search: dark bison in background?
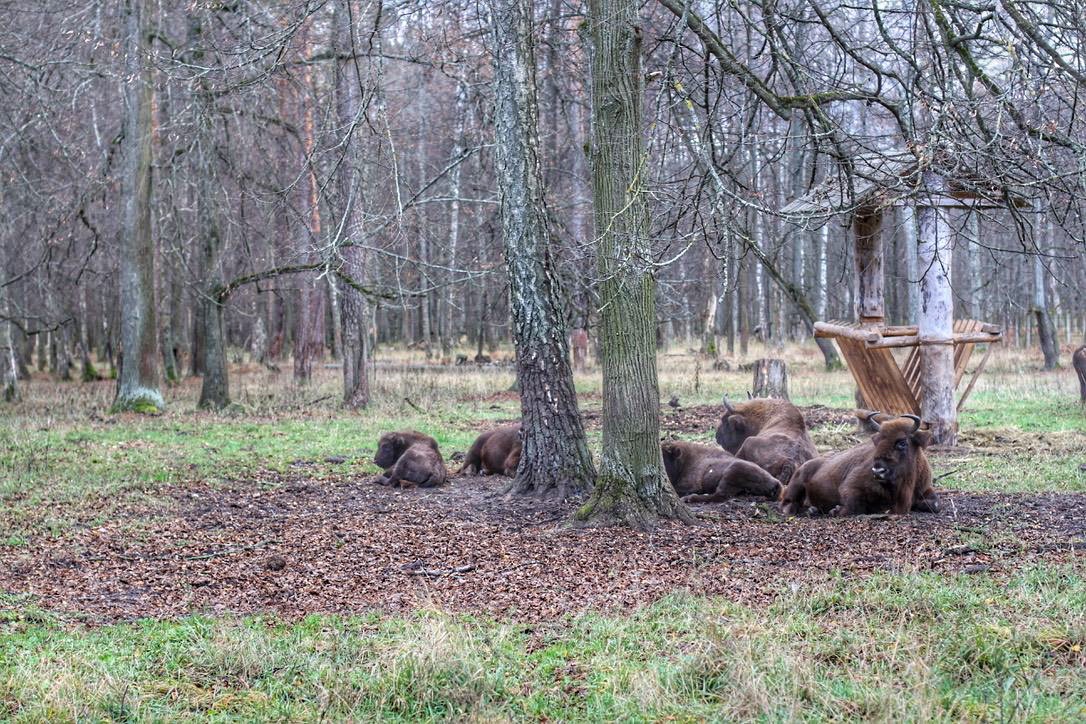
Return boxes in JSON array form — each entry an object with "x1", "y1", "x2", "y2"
[
  {"x1": 661, "y1": 440, "x2": 781, "y2": 503},
  {"x1": 715, "y1": 396, "x2": 817, "y2": 483},
  {"x1": 373, "y1": 431, "x2": 448, "y2": 488},
  {"x1": 1074, "y1": 345, "x2": 1086, "y2": 404},
  {"x1": 459, "y1": 423, "x2": 522, "y2": 476},
  {"x1": 780, "y1": 413, "x2": 939, "y2": 516}
]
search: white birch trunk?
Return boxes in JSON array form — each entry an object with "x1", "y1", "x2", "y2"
[{"x1": 915, "y1": 181, "x2": 956, "y2": 445}]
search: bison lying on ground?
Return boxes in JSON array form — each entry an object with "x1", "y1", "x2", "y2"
[
  {"x1": 661, "y1": 440, "x2": 781, "y2": 503},
  {"x1": 373, "y1": 430, "x2": 448, "y2": 488},
  {"x1": 715, "y1": 396, "x2": 817, "y2": 483},
  {"x1": 780, "y1": 413, "x2": 939, "y2": 516},
  {"x1": 459, "y1": 423, "x2": 522, "y2": 476}
]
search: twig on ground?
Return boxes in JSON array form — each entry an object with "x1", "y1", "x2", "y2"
[
  {"x1": 406, "y1": 564, "x2": 476, "y2": 577},
  {"x1": 403, "y1": 397, "x2": 424, "y2": 413}
]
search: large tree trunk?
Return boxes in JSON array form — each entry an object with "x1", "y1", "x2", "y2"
[
  {"x1": 576, "y1": 0, "x2": 691, "y2": 527},
  {"x1": 113, "y1": 0, "x2": 163, "y2": 414},
  {"x1": 335, "y1": 0, "x2": 372, "y2": 409},
  {"x1": 490, "y1": 0, "x2": 595, "y2": 498},
  {"x1": 916, "y1": 180, "x2": 956, "y2": 446}
]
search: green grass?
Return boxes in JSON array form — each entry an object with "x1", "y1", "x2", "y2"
[
  {"x1": 2, "y1": 566, "x2": 1084, "y2": 721},
  {"x1": 2, "y1": 348, "x2": 1084, "y2": 720}
]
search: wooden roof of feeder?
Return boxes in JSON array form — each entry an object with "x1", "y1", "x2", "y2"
[{"x1": 781, "y1": 151, "x2": 1028, "y2": 219}]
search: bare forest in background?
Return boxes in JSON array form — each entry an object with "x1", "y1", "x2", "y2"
[{"x1": 2, "y1": 0, "x2": 1085, "y2": 409}]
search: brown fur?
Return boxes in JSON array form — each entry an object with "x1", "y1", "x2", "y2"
[
  {"x1": 1074, "y1": 346, "x2": 1086, "y2": 404},
  {"x1": 661, "y1": 440, "x2": 782, "y2": 503},
  {"x1": 715, "y1": 397, "x2": 817, "y2": 483},
  {"x1": 373, "y1": 430, "x2": 447, "y2": 488},
  {"x1": 459, "y1": 423, "x2": 522, "y2": 476},
  {"x1": 780, "y1": 415, "x2": 939, "y2": 516}
]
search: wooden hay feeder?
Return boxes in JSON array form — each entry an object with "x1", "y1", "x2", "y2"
[
  {"x1": 782, "y1": 152, "x2": 1022, "y2": 434},
  {"x1": 813, "y1": 319, "x2": 1001, "y2": 416}
]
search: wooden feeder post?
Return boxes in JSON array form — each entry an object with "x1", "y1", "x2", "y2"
[
  {"x1": 916, "y1": 172, "x2": 957, "y2": 445},
  {"x1": 853, "y1": 206, "x2": 885, "y2": 327}
]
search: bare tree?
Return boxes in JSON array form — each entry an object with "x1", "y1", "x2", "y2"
[
  {"x1": 490, "y1": 0, "x2": 596, "y2": 498},
  {"x1": 113, "y1": 0, "x2": 163, "y2": 413}
]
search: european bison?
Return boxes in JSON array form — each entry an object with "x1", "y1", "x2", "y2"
[
  {"x1": 1074, "y1": 345, "x2": 1086, "y2": 404},
  {"x1": 661, "y1": 440, "x2": 782, "y2": 503},
  {"x1": 780, "y1": 413, "x2": 939, "y2": 516},
  {"x1": 459, "y1": 423, "x2": 522, "y2": 476},
  {"x1": 373, "y1": 430, "x2": 448, "y2": 488},
  {"x1": 715, "y1": 396, "x2": 817, "y2": 483}
]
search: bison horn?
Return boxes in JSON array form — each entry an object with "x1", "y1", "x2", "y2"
[
  {"x1": 901, "y1": 414, "x2": 922, "y2": 432},
  {"x1": 722, "y1": 395, "x2": 736, "y2": 413},
  {"x1": 864, "y1": 410, "x2": 883, "y2": 430}
]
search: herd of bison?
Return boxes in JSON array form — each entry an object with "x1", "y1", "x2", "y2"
[{"x1": 374, "y1": 396, "x2": 939, "y2": 517}]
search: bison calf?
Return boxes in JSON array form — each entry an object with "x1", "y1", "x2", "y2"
[
  {"x1": 661, "y1": 440, "x2": 781, "y2": 503},
  {"x1": 781, "y1": 413, "x2": 939, "y2": 516},
  {"x1": 373, "y1": 430, "x2": 448, "y2": 488},
  {"x1": 459, "y1": 423, "x2": 522, "y2": 476},
  {"x1": 716, "y1": 396, "x2": 817, "y2": 483}
]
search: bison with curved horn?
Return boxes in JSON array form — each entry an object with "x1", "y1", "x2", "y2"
[
  {"x1": 780, "y1": 412, "x2": 940, "y2": 516},
  {"x1": 715, "y1": 394, "x2": 817, "y2": 483}
]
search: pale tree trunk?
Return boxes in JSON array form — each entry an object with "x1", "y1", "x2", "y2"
[
  {"x1": 443, "y1": 79, "x2": 468, "y2": 353},
  {"x1": 576, "y1": 0, "x2": 692, "y2": 527},
  {"x1": 1, "y1": 283, "x2": 18, "y2": 402},
  {"x1": 916, "y1": 180, "x2": 956, "y2": 446},
  {"x1": 335, "y1": 0, "x2": 371, "y2": 408},
  {"x1": 490, "y1": 0, "x2": 595, "y2": 497},
  {"x1": 113, "y1": 0, "x2": 163, "y2": 413},
  {"x1": 814, "y1": 223, "x2": 841, "y2": 368},
  {"x1": 900, "y1": 184, "x2": 920, "y2": 321},
  {"x1": 1034, "y1": 212, "x2": 1059, "y2": 369}
]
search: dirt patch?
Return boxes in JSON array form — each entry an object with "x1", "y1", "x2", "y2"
[{"x1": 2, "y1": 474, "x2": 1082, "y2": 624}]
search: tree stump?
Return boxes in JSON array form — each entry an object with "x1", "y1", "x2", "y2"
[{"x1": 752, "y1": 358, "x2": 789, "y2": 400}]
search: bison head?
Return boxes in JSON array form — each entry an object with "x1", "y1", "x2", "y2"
[
  {"x1": 869, "y1": 415, "x2": 931, "y2": 487},
  {"x1": 715, "y1": 395, "x2": 751, "y2": 453},
  {"x1": 660, "y1": 441, "x2": 684, "y2": 484},
  {"x1": 374, "y1": 433, "x2": 406, "y2": 468}
]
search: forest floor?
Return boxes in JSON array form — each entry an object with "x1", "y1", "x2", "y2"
[{"x1": 2, "y1": 346, "x2": 1085, "y2": 720}]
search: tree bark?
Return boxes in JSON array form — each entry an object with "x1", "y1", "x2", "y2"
[
  {"x1": 752, "y1": 359, "x2": 789, "y2": 399},
  {"x1": 854, "y1": 208, "x2": 884, "y2": 325},
  {"x1": 490, "y1": 0, "x2": 595, "y2": 498},
  {"x1": 916, "y1": 180, "x2": 956, "y2": 446},
  {"x1": 113, "y1": 0, "x2": 163, "y2": 413},
  {"x1": 336, "y1": 0, "x2": 372, "y2": 409},
  {"x1": 1034, "y1": 213, "x2": 1059, "y2": 369},
  {"x1": 576, "y1": 0, "x2": 692, "y2": 527}
]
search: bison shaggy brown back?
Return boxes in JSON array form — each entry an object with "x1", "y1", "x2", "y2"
[
  {"x1": 373, "y1": 430, "x2": 447, "y2": 488},
  {"x1": 459, "y1": 423, "x2": 522, "y2": 476},
  {"x1": 661, "y1": 440, "x2": 781, "y2": 503},
  {"x1": 780, "y1": 413, "x2": 939, "y2": 516},
  {"x1": 715, "y1": 396, "x2": 817, "y2": 483}
]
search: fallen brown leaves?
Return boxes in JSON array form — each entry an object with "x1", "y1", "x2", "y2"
[{"x1": 1, "y1": 472, "x2": 1082, "y2": 624}]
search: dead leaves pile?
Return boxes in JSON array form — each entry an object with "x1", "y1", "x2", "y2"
[{"x1": 1, "y1": 472, "x2": 1083, "y2": 624}]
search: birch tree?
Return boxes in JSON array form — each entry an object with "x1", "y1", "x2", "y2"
[{"x1": 490, "y1": 0, "x2": 595, "y2": 498}]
